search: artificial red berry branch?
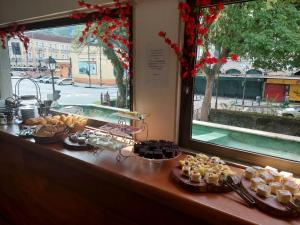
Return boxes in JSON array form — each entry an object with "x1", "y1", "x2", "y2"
[
  {"x1": 0, "y1": 24, "x2": 29, "y2": 52},
  {"x1": 71, "y1": 0, "x2": 132, "y2": 75},
  {"x1": 159, "y1": 0, "x2": 238, "y2": 79}
]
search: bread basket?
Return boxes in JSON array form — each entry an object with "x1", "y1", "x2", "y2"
[{"x1": 33, "y1": 125, "x2": 68, "y2": 144}]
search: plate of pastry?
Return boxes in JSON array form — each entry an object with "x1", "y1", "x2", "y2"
[
  {"x1": 241, "y1": 165, "x2": 300, "y2": 217},
  {"x1": 25, "y1": 114, "x2": 88, "y2": 133},
  {"x1": 63, "y1": 130, "x2": 96, "y2": 150},
  {"x1": 171, "y1": 153, "x2": 239, "y2": 193},
  {"x1": 33, "y1": 124, "x2": 67, "y2": 144},
  {"x1": 133, "y1": 140, "x2": 181, "y2": 163}
]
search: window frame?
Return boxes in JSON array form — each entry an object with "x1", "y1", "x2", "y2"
[
  {"x1": 9, "y1": 7, "x2": 134, "y2": 112},
  {"x1": 178, "y1": 0, "x2": 300, "y2": 175}
]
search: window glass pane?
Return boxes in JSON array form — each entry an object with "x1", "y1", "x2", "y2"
[
  {"x1": 191, "y1": 1, "x2": 300, "y2": 162},
  {"x1": 9, "y1": 23, "x2": 131, "y2": 123}
]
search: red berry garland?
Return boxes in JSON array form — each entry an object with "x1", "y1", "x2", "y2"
[
  {"x1": 71, "y1": 0, "x2": 132, "y2": 75},
  {"x1": 159, "y1": 0, "x2": 238, "y2": 78},
  {"x1": 0, "y1": 24, "x2": 29, "y2": 52}
]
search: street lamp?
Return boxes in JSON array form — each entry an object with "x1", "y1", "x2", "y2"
[{"x1": 48, "y1": 56, "x2": 57, "y2": 100}]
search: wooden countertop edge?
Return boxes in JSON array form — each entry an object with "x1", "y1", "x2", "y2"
[{"x1": 0, "y1": 128, "x2": 295, "y2": 225}]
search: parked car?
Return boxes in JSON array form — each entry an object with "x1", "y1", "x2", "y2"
[
  {"x1": 279, "y1": 107, "x2": 300, "y2": 118},
  {"x1": 57, "y1": 78, "x2": 74, "y2": 85},
  {"x1": 10, "y1": 71, "x2": 26, "y2": 77},
  {"x1": 44, "y1": 77, "x2": 60, "y2": 84},
  {"x1": 34, "y1": 76, "x2": 45, "y2": 82},
  {"x1": 38, "y1": 76, "x2": 51, "y2": 83}
]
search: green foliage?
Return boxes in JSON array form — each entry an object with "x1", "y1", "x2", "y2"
[
  {"x1": 73, "y1": 20, "x2": 129, "y2": 108},
  {"x1": 209, "y1": 0, "x2": 300, "y2": 71}
]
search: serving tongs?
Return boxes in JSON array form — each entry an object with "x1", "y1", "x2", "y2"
[
  {"x1": 221, "y1": 175, "x2": 256, "y2": 207},
  {"x1": 288, "y1": 199, "x2": 300, "y2": 214}
]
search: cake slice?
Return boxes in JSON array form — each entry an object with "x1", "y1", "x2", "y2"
[
  {"x1": 250, "y1": 177, "x2": 265, "y2": 191},
  {"x1": 244, "y1": 167, "x2": 256, "y2": 180},
  {"x1": 256, "y1": 184, "x2": 271, "y2": 197},
  {"x1": 190, "y1": 171, "x2": 201, "y2": 183},
  {"x1": 182, "y1": 166, "x2": 191, "y2": 178},
  {"x1": 279, "y1": 171, "x2": 293, "y2": 182},
  {"x1": 205, "y1": 173, "x2": 219, "y2": 185},
  {"x1": 284, "y1": 180, "x2": 299, "y2": 194},
  {"x1": 252, "y1": 166, "x2": 265, "y2": 175},
  {"x1": 277, "y1": 190, "x2": 292, "y2": 204},
  {"x1": 294, "y1": 192, "x2": 300, "y2": 201},
  {"x1": 269, "y1": 182, "x2": 282, "y2": 195},
  {"x1": 269, "y1": 170, "x2": 283, "y2": 183},
  {"x1": 265, "y1": 166, "x2": 278, "y2": 173},
  {"x1": 259, "y1": 172, "x2": 274, "y2": 184}
]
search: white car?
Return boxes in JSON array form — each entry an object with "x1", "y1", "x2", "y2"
[
  {"x1": 280, "y1": 107, "x2": 300, "y2": 117},
  {"x1": 44, "y1": 77, "x2": 60, "y2": 84},
  {"x1": 57, "y1": 78, "x2": 74, "y2": 85},
  {"x1": 38, "y1": 76, "x2": 51, "y2": 83}
]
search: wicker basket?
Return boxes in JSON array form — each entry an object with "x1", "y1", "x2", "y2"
[{"x1": 33, "y1": 131, "x2": 67, "y2": 144}]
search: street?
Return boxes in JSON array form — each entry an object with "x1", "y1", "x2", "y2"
[
  {"x1": 11, "y1": 77, "x2": 299, "y2": 113},
  {"x1": 193, "y1": 94, "x2": 300, "y2": 118},
  {"x1": 12, "y1": 78, "x2": 119, "y2": 105}
]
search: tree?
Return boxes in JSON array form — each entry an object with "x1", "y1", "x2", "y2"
[
  {"x1": 199, "y1": 0, "x2": 300, "y2": 121},
  {"x1": 74, "y1": 21, "x2": 130, "y2": 108}
]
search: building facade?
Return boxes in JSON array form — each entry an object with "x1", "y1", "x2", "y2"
[{"x1": 8, "y1": 32, "x2": 116, "y2": 85}]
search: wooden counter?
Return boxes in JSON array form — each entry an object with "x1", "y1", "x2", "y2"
[{"x1": 0, "y1": 124, "x2": 299, "y2": 225}]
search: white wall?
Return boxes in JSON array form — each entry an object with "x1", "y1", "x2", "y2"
[
  {"x1": 0, "y1": 38, "x2": 13, "y2": 99},
  {"x1": 134, "y1": 0, "x2": 181, "y2": 141},
  {"x1": 0, "y1": 0, "x2": 182, "y2": 141}
]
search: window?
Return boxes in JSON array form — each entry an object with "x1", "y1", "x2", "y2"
[
  {"x1": 179, "y1": 0, "x2": 300, "y2": 173},
  {"x1": 8, "y1": 11, "x2": 132, "y2": 123}
]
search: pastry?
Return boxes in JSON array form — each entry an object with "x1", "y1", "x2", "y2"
[
  {"x1": 279, "y1": 171, "x2": 293, "y2": 182},
  {"x1": 256, "y1": 184, "x2": 271, "y2": 197},
  {"x1": 269, "y1": 182, "x2": 282, "y2": 195},
  {"x1": 277, "y1": 190, "x2": 292, "y2": 204},
  {"x1": 195, "y1": 153, "x2": 209, "y2": 161},
  {"x1": 294, "y1": 192, "x2": 300, "y2": 201},
  {"x1": 209, "y1": 156, "x2": 222, "y2": 165},
  {"x1": 144, "y1": 150, "x2": 153, "y2": 159},
  {"x1": 186, "y1": 155, "x2": 195, "y2": 161},
  {"x1": 179, "y1": 154, "x2": 233, "y2": 185},
  {"x1": 284, "y1": 180, "x2": 299, "y2": 194},
  {"x1": 190, "y1": 171, "x2": 201, "y2": 183},
  {"x1": 25, "y1": 114, "x2": 87, "y2": 129},
  {"x1": 34, "y1": 125, "x2": 65, "y2": 137},
  {"x1": 265, "y1": 166, "x2": 278, "y2": 173},
  {"x1": 182, "y1": 166, "x2": 191, "y2": 177},
  {"x1": 269, "y1": 170, "x2": 283, "y2": 183},
  {"x1": 251, "y1": 177, "x2": 265, "y2": 191},
  {"x1": 77, "y1": 137, "x2": 86, "y2": 144},
  {"x1": 205, "y1": 172, "x2": 219, "y2": 185},
  {"x1": 153, "y1": 149, "x2": 164, "y2": 159},
  {"x1": 244, "y1": 167, "x2": 257, "y2": 180},
  {"x1": 69, "y1": 134, "x2": 78, "y2": 143},
  {"x1": 259, "y1": 172, "x2": 274, "y2": 184},
  {"x1": 178, "y1": 160, "x2": 186, "y2": 168},
  {"x1": 138, "y1": 148, "x2": 147, "y2": 157},
  {"x1": 134, "y1": 140, "x2": 180, "y2": 159},
  {"x1": 252, "y1": 166, "x2": 265, "y2": 175},
  {"x1": 198, "y1": 166, "x2": 207, "y2": 177}
]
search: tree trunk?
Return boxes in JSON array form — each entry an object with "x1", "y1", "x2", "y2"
[
  {"x1": 199, "y1": 48, "x2": 229, "y2": 121},
  {"x1": 113, "y1": 66, "x2": 126, "y2": 108},
  {"x1": 200, "y1": 75, "x2": 215, "y2": 121},
  {"x1": 103, "y1": 47, "x2": 127, "y2": 108}
]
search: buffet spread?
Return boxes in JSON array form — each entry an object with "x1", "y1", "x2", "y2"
[{"x1": 13, "y1": 111, "x2": 300, "y2": 219}]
